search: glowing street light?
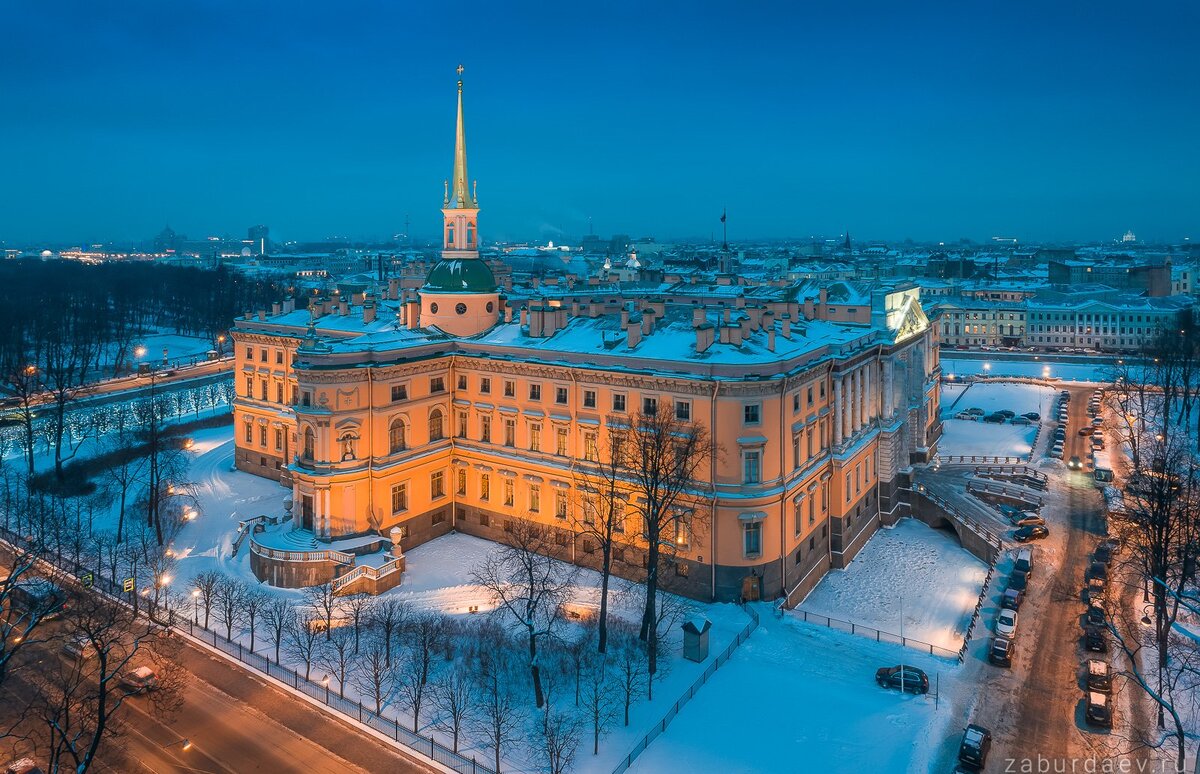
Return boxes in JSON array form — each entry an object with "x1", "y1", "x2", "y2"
[{"x1": 135, "y1": 346, "x2": 147, "y2": 359}]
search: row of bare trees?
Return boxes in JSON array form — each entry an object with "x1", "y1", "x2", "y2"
[{"x1": 1105, "y1": 322, "x2": 1200, "y2": 771}]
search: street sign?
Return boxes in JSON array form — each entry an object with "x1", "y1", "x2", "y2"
[
  {"x1": 81, "y1": 571, "x2": 93, "y2": 588},
  {"x1": 123, "y1": 577, "x2": 135, "y2": 593}
]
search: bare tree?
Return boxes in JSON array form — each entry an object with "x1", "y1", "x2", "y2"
[
  {"x1": 39, "y1": 305, "x2": 100, "y2": 480},
  {"x1": 581, "y1": 652, "x2": 618, "y2": 755},
  {"x1": 471, "y1": 521, "x2": 576, "y2": 708},
  {"x1": 534, "y1": 708, "x2": 582, "y2": 774},
  {"x1": 351, "y1": 636, "x2": 395, "y2": 715},
  {"x1": 0, "y1": 546, "x2": 58, "y2": 688},
  {"x1": 431, "y1": 667, "x2": 474, "y2": 754},
  {"x1": 97, "y1": 413, "x2": 146, "y2": 544},
  {"x1": 614, "y1": 634, "x2": 647, "y2": 727},
  {"x1": 367, "y1": 597, "x2": 409, "y2": 667},
  {"x1": 243, "y1": 589, "x2": 267, "y2": 653},
  {"x1": 304, "y1": 582, "x2": 341, "y2": 640},
  {"x1": 395, "y1": 611, "x2": 446, "y2": 731},
  {"x1": 472, "y1": 650, "x2": 521, "y2": 774},
  {"x1": 285, "y1": 612, "x2": 322, "y2": 681},
  {"x1": 341, "y1": 593, "x2": 374, "y2": 655},
  {"x1": 1, "y1": 362, "x2": 42, "y2": 476},
  {"x1": 188, "y1": 570, "x2": 220, "y2": 630},
  {"x1": 261, "y1": 596, "x2": 293, "y2": 664},
  {"x1": 212, "y1": 577, "x2": 247, "y2": 641},
  {"x1": 317, "y1": 627, "x2": 355, "y2": 699},
  {"x1": 611, "y1": 403, "x2": 710, "y2": 685}
]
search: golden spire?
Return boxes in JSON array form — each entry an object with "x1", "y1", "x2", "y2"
[{"x1": 449, "y1": 64, "x2": 476, "y2": 209}]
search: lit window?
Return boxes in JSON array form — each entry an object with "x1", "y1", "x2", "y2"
[
  {"x1": 556, "y1": 427, "x2": 568, "y2": 456},
  {"x1": 480, "y1": 474, "x2": 490, "y2": 501},
  {"x1": 529, "y1": 484, "x2": 541, "y2": 513}
]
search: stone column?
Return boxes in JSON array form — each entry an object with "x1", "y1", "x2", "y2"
[
  {"x1": 860, "y1": 365, "x2": 870, "y2": 428},
  {"x1": 323, "y1": 488, "x2": 332, "y2": 539},
  {"x1": 833, "y1": 376, "x2": 844, "y2": 447},
  {"x1": 848, "y1": 369, "x2": 858, "y2": 435},
  {"x1": 883, "y1": 359, "x2": 895, "y2": 421}
]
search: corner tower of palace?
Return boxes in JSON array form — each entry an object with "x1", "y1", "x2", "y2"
[{"x1": 419, "y1": 68, "x2": 500, "y2": 337}]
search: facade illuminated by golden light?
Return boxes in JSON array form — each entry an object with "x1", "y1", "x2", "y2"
[{"x1": 231, "y1": 74, "x2": 942, "y2": 603}]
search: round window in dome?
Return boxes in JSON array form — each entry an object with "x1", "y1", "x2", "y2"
[
  {"x1": 429, "y1": 302, "x2": 439, "y2": 314},
  {"x1": 455, "y1": 303, "x2": 467, "y2": 315},
  {"x1": 486, "y1": 301, "x2": 494, "y2": 313}
]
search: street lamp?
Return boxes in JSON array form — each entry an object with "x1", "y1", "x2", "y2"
[
  {"x1": 191, "y1": 589, "x2": 200, "y2": 624},
  {"x1": 135, "y1": 346, "x2": 147, "y2": 359}
]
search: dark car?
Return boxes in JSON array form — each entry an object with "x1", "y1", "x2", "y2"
[
  {"x1": 984, "y1": 413, "x2": 1007, "y2": 424},
  {"x1": 1008, "y1": 570, "x2": 1029, "y2": 592},
  {"x1": 997, "y1": 409, "x2": 1016, "y2": 418},
  {"x1": 1085, "y1": 626, "x2": 1108, "y2": 653},
  {"x1": 1022, "y1": 412, "x2": 1041, "y2": 421},
  {"x1": 874, "y1": 665, "x2": 929, "y2": 694},
  {"x1": 1086, "y1": 604, "x2": 1106, "y2": 627},
  {"x1": 1001, "y1": 588, "x2": 1024, "y2": 610},
  {"x1": 958, "y1": 724, "x2": 992, "y2": 769},
  {"x1": 998, "y1": 504, "x2": 1025, "y2": 521},
  {"x1": 1068, "y1": 455, "x2": 1084, "y2": 470},
  {"x1": 1086, "y1": 659, "x2": 1112, "y2": 693},
  {"x1": 1015, "y1": 524, "x2": 1049, "y2": 542},
  {"x1": 1085, "y1": 691, "x2": 1113, "y2": 728},
  {"x1": 989, "y1": 637, "x2": 1014, "y2": 667}
]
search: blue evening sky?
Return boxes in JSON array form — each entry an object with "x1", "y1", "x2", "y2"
[{"x1": 1, "y1": 1, "x2": 1196, "y2": 245}]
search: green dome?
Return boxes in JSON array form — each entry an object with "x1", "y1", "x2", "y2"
[{"x1": 424, "y1": 258, "x2": 496, "y2": 293}]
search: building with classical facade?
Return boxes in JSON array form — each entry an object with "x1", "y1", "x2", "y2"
[{"x1": 230, "y1": 75, "x2": 942, "y2": 604}]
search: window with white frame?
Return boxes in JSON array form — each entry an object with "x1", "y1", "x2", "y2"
[
  {"x1": 743, "y1": 450, "x2": 762, "y2": 484},
  {"x1": 743, "y1": 520, "x2": 762, "y2": 557}
]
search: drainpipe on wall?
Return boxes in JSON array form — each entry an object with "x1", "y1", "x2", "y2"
[
  {"x1": 779, "y1": 373, "x2": 788, "y2": 602},
  {"x1": 709, "y1": 379, "x2": 720, "y2": 602},
  {"x1": 367, "y1": 365, "x2": 375, "y2": 535}
]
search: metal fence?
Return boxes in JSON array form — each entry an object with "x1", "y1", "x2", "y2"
[
  {"x1": 788, "y1": 608, "x2": 961, "y2": 660},
  {"x1": 610, "y1": 604, "x2": 761, "y2": 774},
  {"x1": 0, "y1": 523, "x2": 492, "y2": 774}
]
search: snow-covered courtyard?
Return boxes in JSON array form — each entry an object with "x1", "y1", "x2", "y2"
[
  {"x1": 629, "y1": 609, "x2": 969, "y2": 774},
  {"x1": 798, "y1": 518, "x2": 988, "y2": 651},
  {"x1": 936, "y1": 381, "x2": 1056, "y2": 459}
]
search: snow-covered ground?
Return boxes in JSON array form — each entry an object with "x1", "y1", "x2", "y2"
[
  {"x1": 629, "y1": 608, "x2": 970, "y2": 774},
  {"x1": 941, "y1": 356, "x2": 1126, "y2": 383},
  {"x1": 941, "y1": 381, "x2": 1056, "y2": 419},
  {"x1": 938, "y1": 420, "x2": 1036, "y2": 459},
  {"x1": 936, "y1": 382, "x2": 1056, "y2": 459},
  {"x1": 799, "y1": 518, "x2": 988, "y2": 652}
]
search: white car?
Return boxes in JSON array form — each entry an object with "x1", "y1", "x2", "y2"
[{"x1": 996, "y1": 609, "x2": 1018, "y2": 637}]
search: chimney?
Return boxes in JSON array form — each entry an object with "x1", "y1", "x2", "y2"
[
  {"x1": 818, "y1": 288, "x2": 828, "y2": 305},
  {"x1": 556, "y1": 307, "x2": 568, "y2": 330},
  {"x1": 520, "y1": 307, "x2": 529, "y2": 327},
  {"x1": 283, "y1": 297, "x2": 295, "y2": 314},
  {"x1": 641, "y1": 309, "x2": 654, "y2": 335},
  {"x1": 767, "y1": 328, "x2": 776, "y2": 352},
  {"x1": 406, "y1": 299, "x2": 419, "y2": 329},
  {"x1": 388, "y1": 278, "x2": 400, "y2": 300},
  {"x1": 352, "y1": 292, "x2": 365, "y2": 306},
  {"x1": 362, "y1": 304, "x2": 377, "y2": 324},
  {"x1": 589, "y1": 302, "x2": 601, "y2": 318},
  {"x1": 620, "y1": 307, "x2": 630, "y2": 327},
  {"x1": 695, "y1": 323, "x2": 715, "y2": 353},
  {"x1": 762, "y1": 309, "x2": 775, "y2": 331},
  {"x1": 256, "y1": 309, "x2": 266, "y2": 321},
  {"x1": 692, "y1": 307, "x2": 707, "y2": 327},
  {"x1": 504, "y1": 304, "x2": 513, "y2": 323},
  {"x1": 782, "y1": 314, "x2": 793, "y2": 339},
  {"x1": 271, "y1": 302, "x2": 282, "y2": 316},
  {"x1": 723, "y1": 308, "x2": 731, "y2": 324},
  {"x1": 735, "y1": 295, "x2": 746, "y2": 309},
  {"x1": 530, "y1": 305, "x2": 545, "y2": 338},
  {"x1": 531, "y1": 276, "x2": 540, "y2": 290},
  {"x1": 339, "y1": 299, "x2": 349, "y2": 316},
  {"x1": 625, "y1": 320, "x2": 641, "y2": 349},
  {"x1": 570, "y1": 301, "x2": 580, "y2": 317},
  {"x1": 748, "y1": 306, "x2": 763, "y2": 330}
]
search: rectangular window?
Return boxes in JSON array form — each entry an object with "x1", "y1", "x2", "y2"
[
  {"x1": 583, "y1": 390, "x2": 597, "y2": 409},
  {"x1": 245, "y1": 346, "x2": 253, "y2": 360},
  {"x1": 504, "y1": 380, "x2": 515, "y2": 398},
  {"x1": 555, "y1": 427, "x2": 568, "y2": 456},
  {"x1": 480, "y1": 473, "x2": 490, "y2": 501},
  {"x1": 276, "y1": 350, "x2": 283, "y2": 364},
  {"x1": 743, "y1": 521, "x2": 762, "y2": 557},
  {"x1": 456, "y1": 469, "x2": 467, "y2": 496},
  {"x1": 584, "y1": 431, "x2": 598, "y2": 461},
  {"x1": 555, "y1": 491, "x2": 568, "y2": 520},
  {"x1": 391, "y1": 483, "x2": 408, "y2": 514},
  {"x1": 675, "y1": 400, "x2": 691, "y2": 422},
  {"x1": 612, "y1": 393, "x2": 626, "y2": 412},
  {"x1": 529, "y1": 484, "x2": 541, "y2": 513},
  {"x1": 555, "y1": 386, "x2": 568, "y2": 405},
  {"x1": 260, "y1": 380, "x2": 268, "y2": 401},
  {"x1": 302, "y1": 391, "x2": 311, "y2": 407},
  {"x1": 792, "y1": 393, "x2": 800, "y2": 413},
  {"x1": 583, "y1": 495, "x2": 597, "y2": 526},
  {"x1": 504, "y1": 419, "x2": 516, "y2": 447},
  {"x1": 845, "y1": 472, "x2": 851, "y2": 502},
  {"x1": 457, "y1": 375, "x2": 467, "y2": 390},
  {"x1": 430, "y1": 377, "x2": 445, "y2": 394},
  {"x1": 529, "y1": 383, "x2": 542, "y2": 401},
  {"x1": 391, "y1": 384, "x2": 407, "y2": 402},
  {"x1": 260, "y1": 349, "x2": 268, "y2": 363},
  {"x1": 244, "y1": 375, "x2": 254, "y2": 397},
  {"x1": 244, "y1": 422, "x2": 253, "y2": 443},
  {"x1": 480, "y1": 377, "x2": 491, "y2": 394},
  {"x1": 503, "y1": 478, "x2": 514, "y2": 507},
  {"x1": 275, "y1": 382, "x2": 284, "y2": 403},
  {"x1": 744, "y1": 404, "x2": 761, "y2": 425},
  {"x1": 456, "y1": 411, "x2": 468, "y2": 438},
  {"x1": 743, "y1": 451, "x2": 761, "y2": 484},
  {"x1": 258, "y1": 425, "x2": 267, "y2": 446},
  {"x1": 274, "y1": 428, "x2": 283, "y2": 451},
  {"x1": 807, "y1": 386, "x2": 814, "y2": 406},
  {"x1": 530, "y1": 423, "x2": 542, "y2": 452},
  {"x1": 480, "y1": 415, "x2": 492, "y2": 443},
  {"x1": 431, "y1": 471, "x2": 445, "y2": 499},
  {"x1": 643, "y1": 396, "x2": 658, "y2": 415}
]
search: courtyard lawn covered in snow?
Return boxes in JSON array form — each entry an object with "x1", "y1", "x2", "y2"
[
  {"x1": 937, "y1": 420, "x2": 1037, "y2": 459},
  {"x1": 798, "y1": 518, "x2": 988, "y2": 651},
  {"x1": 629, "y1": 609, "x2": 967, "y2": 774},
  {"x1": 940, "y1": 380, "x2": 1057, "y2": 419}
]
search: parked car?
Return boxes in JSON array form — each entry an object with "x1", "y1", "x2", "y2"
[
  {"x1": 996, "y1": 609, "x2": 1018, "y2": 637},
  {"x1": 1087, "y1": 562, "x2": 1108, "y2": 582},
  {"x1": 965, "y1": 407, "x2": 985, "y2": 416},
  {"x1": 1086, "y1": 604, "x2": 1106, "y2": 627},
  {"x1": 1015, "y1": 524, "x2": 1049, "y2": 542},
  {"x1": 955, "y1": 411, "x2": 978, "y2": 421},
  {"x1": 1068, "y1": 456, "x2": 1083, "y2": 470},
  {"x1": 989, "y1": 637, "x2": 1014, "y2": 667},
  {"x1": 1022, "y1": 412, "x2": 1041, "y2": 421},
  {"x1": 1092, "y1": 416, "x2": 1104, "y2": 426},
  {"x1": 62, "y1": 635, "x2": 96, "y2": 661},
  {"x1": 1014, "y1": 548, "x2": 1034, "y2": 576},
  {"x1": 984, "y1": 413, "x2": 1007, "y2": 423},
  {"x1": 1085, "y1": 626, "x2": 1108, "y2": 653},
  {"x1": 875, "y1": 665, "x2": 929, "y2": 694},
  {"x1": 997, "y1": 409, "x2": 1016, "y2": 418},
  {"x1": 1011, "y1": 416, "x2": 1032, "y2": 425},
  {"x1": 1008, "y1": 570, "x2": 1029, "y2": 593},
  {"x1": 1087, "y1": 576, "x2": 1106, "y2": 601},
  {"x1": 1085, "y1": 691, "x2": 1113, "y2": 728},
  {"x1": 1015, "y1": 514, "x2": 1046, "y2": 527},
  {"x1": 958, "y1": 725, "x2": 992, "y2": 769},
  {"x1": 1094, "y1": 541, "x2": 1116, "y2": 565},
  {"x1": 1001, "y1": 587, "x2": 1024, "y2": 610},
  {"x1": 119, "y1": 666, "x2": 158, "y2": 694},
  {"x1": 998, "y1": 504, "x2": 1025, "y2": 521},
  {"x1": 1078, "y1": 426, "x2": 1095, "y2": 436},
  {"x1": 1086, "y1": 659, "x2": 1112, "y2": 693}
]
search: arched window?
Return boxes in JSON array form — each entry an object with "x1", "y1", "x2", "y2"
[
  {"x1": 446, "y1": 225, "x2": 455, "y2": 246},
  {"x1": 302, "y1": 427, "x2": 315, "y2": 461},
  {"x1": 389, "y1": 418, "x2": 407, "y2": 453},
  {"x1": 429, "y1": 408, "x2": 445, "y2": 442}
]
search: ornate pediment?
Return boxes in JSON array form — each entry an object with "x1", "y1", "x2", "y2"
[{"x1": 892, "y1": 297, "x2": 930, "y2": 344}]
